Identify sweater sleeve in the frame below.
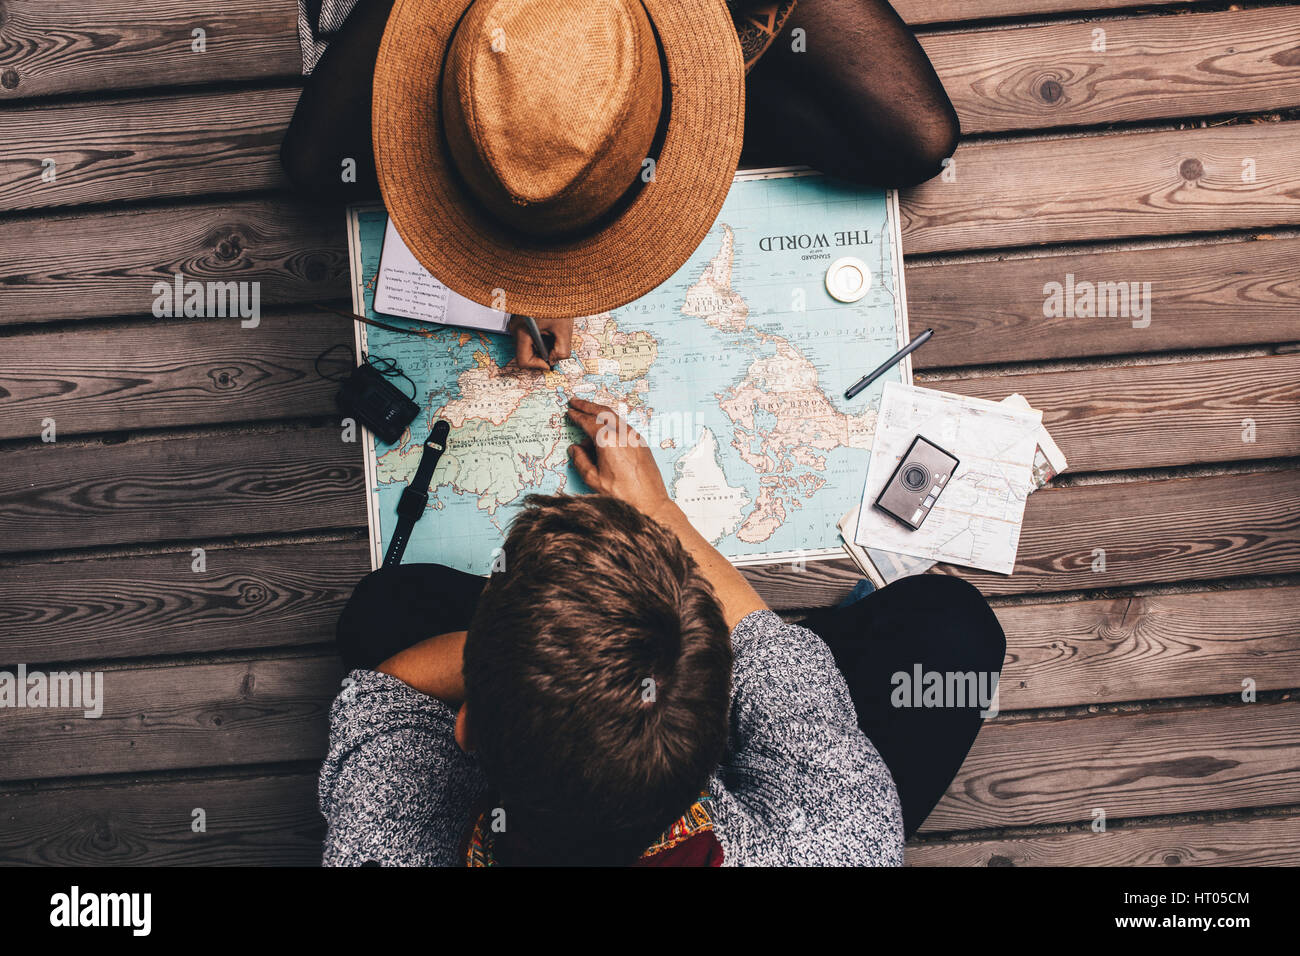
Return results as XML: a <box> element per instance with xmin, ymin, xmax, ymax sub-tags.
<box><xmin>318</xmin><ymin>669</ymin><xmax>485</xmax><ymax>866</ymax></box>
<box><xmin>709</xmin><ymin>610</ymin><xmax>904</xmax><ymax>866</ymax></box>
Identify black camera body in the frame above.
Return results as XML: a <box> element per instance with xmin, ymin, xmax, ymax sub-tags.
<box><xmin>335</xmin><ymin>361</ymin><xmax>419</xmax><ymax>444</ymax></box>
<box><xmin>874</xmin><ymin>434</ymin><xmax>960</xmax><ymax>530</ymax></box>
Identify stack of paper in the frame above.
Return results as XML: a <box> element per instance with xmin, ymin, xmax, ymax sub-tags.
<box><xmin>840</xmin><ymin>384</ymin><xmax>1068</xmax><ymax>581</ymax></box>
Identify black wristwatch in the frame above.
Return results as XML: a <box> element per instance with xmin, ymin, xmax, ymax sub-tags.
<box><xmin>383</xmin><ymin>419</ymin><xmax>451</xmax><ymax>568</ymax></box>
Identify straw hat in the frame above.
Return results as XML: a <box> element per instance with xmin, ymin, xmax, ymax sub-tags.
<box><xmin>373</xmin><ymin>0</ymin><xmax>795</xmax><ymax>320</ymax></box>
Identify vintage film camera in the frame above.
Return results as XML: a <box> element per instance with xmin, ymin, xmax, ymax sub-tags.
<box><xmin>874</xmin><ymin>435</ymin><xmax>960</xmax><ymax>530</ymax></box>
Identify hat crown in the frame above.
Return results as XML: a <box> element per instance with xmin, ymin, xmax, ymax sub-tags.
<box><xmin>442</xmin><ymin>0</ymin><xmax>663</xmax><ymax>237</ymax></box>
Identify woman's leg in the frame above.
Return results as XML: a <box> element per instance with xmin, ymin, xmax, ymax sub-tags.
<box><xmin>740</xmin><ymin>0</ymin><xmax>961</xmax><ymax>187</ymax></box>
<box><xmin>283</xmin><ymin>0</ymin><xmax>958</xmax><ymax>198</ymax></box>
<box><xmin>798</xmin><ymin>574</ymin><xmax>1005</xmax><ymax>838</ymax></box>
<box><xmin>336</xmin><ymin>564</ymin><xmax>488</xmax><ymax>670</ymax></box>
<box><xmin>280</xmin><ymin>0</ymin><xmax>394</xmax><ymax>201</ymax></box>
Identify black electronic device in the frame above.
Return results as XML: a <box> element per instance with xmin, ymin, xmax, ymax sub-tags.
<box><xmin>874</xmin><ymin>435</ymin><xmax>960</xmax><ymax>530</ymax></box>
<box><xmin>334</xmin><ymin>358</ymin><xmax>419</xmax><ymax>445</ymax></box>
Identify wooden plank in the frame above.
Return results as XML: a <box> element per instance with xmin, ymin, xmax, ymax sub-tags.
<box><xmin>0</xmin><ymin>0</ymin><xmax>1216</xmax><ymax>104</ymax></box>
<box><xmin>0</xmin><ymin>427</ymin><xmax>366</xmax><ymax>555</ymax></box>
<box><xmin>0</xmin><ymin>199</ymin><xmax>349</xmax><ymax>327</ymax></box>
<box><xmin>9</xmin><ymin>317</ymin><xmax>1295</xmax><ymax>475</ymax></box>
<box><xmin>925</xmin><ymin>7</ymin><xmax>1300</xmax><ymax>133</ymax></box>
<box><xmin>4</xmin><ymin>425</ymin><xmax>1295</xmax><ymax>594</ymax></box>
<box><xmin>908</xmin><ymin>235</ymin><xmax>1300</xmax><ymax>368</ymax></box>
<box><xmin>921</xmin><ymin>697</ymin><xmax>1300</xmax><ymax>832</ymax></box>
<box><xmin>7</xmin><ymin>775</ymin><xmax>1296</xmax><ymax>869</ymax></box>
<box><xmin>0</xmin><ymin>86</ymin><xmax>296</xmax><ymax>211</ymax></box>
<box><xmin>744</xmin><ymin>468</ymin><xmax>1300</xmax><ymax>606</ymax></box>
<box><xmin>7</xmin><ymin>203</ymin><xmax>1296</xmax><ymax>369</ymax></box>
<box><xmin>0</xmin><ymin>540</ymin><xmax>368</xmax><ymax>665</ymax></box>
<box><xmin>931</xmin><ymin>353</ymin><xmax>1300</xmax><ymax>473</ymax></box>
<box><xmin>5</xmin><ymin>90</ymin><xmax>1299</xmax><ymax>248</ymax></box>
<box><xmin>4</xmin><ymin>530</ymin><xmax>1290</xmax><ymax>715</ymax></box>
<box><xmin>3</xmin><ymin>652</ymin><xmax>1292</xmax><ymax>838</ymax></box>
<box><xmin>995</xmin><ymin>586</ymin><xmax>1300</xmax><ymax>710</ymax></box>
<box><xmin>908</xmin><ymin>813</ymin><xmax>1300</xmax><ymax>866</ymax></box>
<box><xmin>0</xmin><ymin>655</ymin><xmax>342</xmax><ymax>781</ymax></box>
<box><xmin>955</xmin><ymin>468</ymin><xmax>1300</xmax><ymax>594</ymax></box>
<box><xmin>903</xmin><ymin>121</ymin><xmax>1300</xmax><ymax>253</ymax></box>
<box><xmin>0</xmin><ymin>312</ymin><xmax>350</xmax><ymax>438</ymax></box>
<box><xmin>0</xmin><ymin>0</ymin><xmax>301</xmax><ymax>101</ymax></box>
<box><xmin>0</xmin><ymin>772</ymin><xmax>322</xmax><ymax>866</ymax></box>
<box><xmin>3</xmin><ymin>2</ymin><xmax>1282</xmax><ymax>137</ymax></box>
<box><xmin>896</xmin><ymin>0</ymin><xmax>1195</xmax><ymax>26</ymax></box>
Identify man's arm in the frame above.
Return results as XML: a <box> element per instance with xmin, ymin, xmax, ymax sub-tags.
<box><xmin>377</xmin><ymin>630</ymin><xmax>468</xmax><ymax>704</ymax></box>
<box><xmin>566</xmin><ymin>397</ymin><xmax>903</xmax><ymax>864</ymax></box>
<box><xmin>320</xmin><ymin>669</ymin><xmax>484</xmax><ymax>866</ymax></box>
<box><xmin>710</xmin><ymin>610</ymin><xmax>905</xmax><ymax>865</ymax></box>
<box><xmin>565</xmin><ymin>397</ymin><xmax>766</xmax><ymax>629</ymax></box>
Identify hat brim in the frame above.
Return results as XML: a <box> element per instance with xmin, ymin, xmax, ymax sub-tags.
<box><xmin>373</xmin><ymin>0</ymin><xmax>746</xmax><ymax>320</ymax></box>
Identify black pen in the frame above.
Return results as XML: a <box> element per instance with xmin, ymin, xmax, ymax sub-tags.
<box><xmin>844</xmin><ymin>328</ymin><xmax>933</xmax><ymax>400</ymax></box>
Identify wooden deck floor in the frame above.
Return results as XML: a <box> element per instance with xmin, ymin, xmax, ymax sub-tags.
<box><xmin>1</xmin><ymin>0</ymin><xmax>1298</xmax><ymax>866</ymax></box>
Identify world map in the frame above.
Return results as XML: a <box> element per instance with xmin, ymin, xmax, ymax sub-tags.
<box><xmin>348</xmin><ymin>170</ymin><xmax>910</xmax><ymax>574</ymax></box>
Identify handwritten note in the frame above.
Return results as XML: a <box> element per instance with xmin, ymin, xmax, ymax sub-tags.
<box><xmin>374</xmin><ymin>219</ymin><xmax>510</xmax><ymax>333</ymax></box>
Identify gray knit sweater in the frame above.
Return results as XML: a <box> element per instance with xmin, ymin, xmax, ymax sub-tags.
<box><xmin>319</xmin><ymin>609</ymin><xmax>904</xmax><ymax>866</ymax></box>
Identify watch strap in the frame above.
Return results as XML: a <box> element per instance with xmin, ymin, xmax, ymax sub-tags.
<box><xmin>383</xmin><ymin>419</ymin><xmax>451</xmax><ymax>568</ymax></box>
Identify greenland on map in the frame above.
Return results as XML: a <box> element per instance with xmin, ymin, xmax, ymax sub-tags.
<box><xmin>347</xmin><ymin>168</ymin><xmax>911</xmax><ymax>574</ymax></box>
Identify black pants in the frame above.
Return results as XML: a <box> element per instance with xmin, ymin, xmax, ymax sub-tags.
<box><xmin>338</xmin><ymin>567</ymin><xmax>1004</xmax><ymax>840</ymax></box>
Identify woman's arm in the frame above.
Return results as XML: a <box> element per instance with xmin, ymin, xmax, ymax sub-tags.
<box><xmin>566</xmin><ymin>397</ymin><xmax>766</xmax><ymax>629</ymax></box>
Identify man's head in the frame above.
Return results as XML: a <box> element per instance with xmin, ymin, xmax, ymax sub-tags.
<box><xmin>462</xmin><ymin>493</ymin><xmax>732</xmax><ymax>865</ymax></box>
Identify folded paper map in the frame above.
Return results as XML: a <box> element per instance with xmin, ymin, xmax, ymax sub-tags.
<box><xmin>347</xmin><ymin>168</ymin><xmax>913</xmax><ymax>573</ymax></box>
<box><xmin>839</xmin><ymin>392</ymin><xmax>1067</xmax><ymax>584</ymax></box>
<box><xmin>852</xmin><ymin>383</ymin><xmax>1044</xmax><ymax>575</ymax></box>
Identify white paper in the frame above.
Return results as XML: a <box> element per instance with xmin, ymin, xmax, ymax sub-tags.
<box><xmin>374</xmin><ymin>219</ymin><xmax>510</xmax><ymax>333</ymax></box>
<box><xmin>1002</xmin><ymin>392</ymin><xmax>1069</xmax><ymax>485</ymax></box>
<box><xmin>837</xmin><ymin>504</ymin><xmax>930</xmax><ymax>587</ymax></box>
<box><xmin>853</xmin><ymin>382</ymin><xmax>1042</xmax><ymax>575</ymax></box>
<box><xmin>841</xmin><ymin>393</ymin><xmax>1069</xmax><ymax>583</ymax></box>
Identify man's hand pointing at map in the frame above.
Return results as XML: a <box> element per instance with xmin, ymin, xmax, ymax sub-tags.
<box><xmin>565</xmin><ymin>398</ymin><xmax>672</xmax><ymax>518</ymax></box>
<box><xmin>565</xmin><ymin>397</ymin><xmax>768</xmax><ymax>629</ymax></box>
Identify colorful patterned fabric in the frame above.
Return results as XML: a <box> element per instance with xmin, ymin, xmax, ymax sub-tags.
<box><xmin>731</xmin><ymin>1</ymin><xmax>799</xmax><ymax>73</ymax></box>
<box><xmin>463</xmin><ymin>793</ymin><xmax>724</xmax><ymax>867</ymax></box>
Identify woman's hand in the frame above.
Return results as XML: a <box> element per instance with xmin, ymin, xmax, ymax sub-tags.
<box><xmin>565</xmin><ymin>397</ymin><xmax>672</xmax><ymax>520</ymax></box>
<box><xmin>510</xmin><ymin>315</ymin><xmax>573</xmax><ymax>371</ymax></box>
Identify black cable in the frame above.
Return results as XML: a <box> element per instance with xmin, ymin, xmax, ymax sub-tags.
<box><xmin>314</xmin><ymin>342</ymin><xmax>355</xmax><ymax>382</ymax></box>
<box><xmin>314</xmin><ymin>342</ymin><xmax>418</xmax><ymax>400</ymax></box>
<box><xmin>312</xmin><ymin>303</ymin><xmax>428</xmax><ymax>398</ymax></box>
<box><xmin>365</xmin><ymin>354</ymin><xmax>417</xmax><ymax>400</ymax></box>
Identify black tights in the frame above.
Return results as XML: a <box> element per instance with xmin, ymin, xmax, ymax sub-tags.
<box><xmin>281</xmin><ymin>0</ymin><xmax>960</xmax><ymax>200</ymax></box>
<box><xmin>337</xmin><ymin>567</ymin><xmax>1004</xmax><ymax>840</ymax></box>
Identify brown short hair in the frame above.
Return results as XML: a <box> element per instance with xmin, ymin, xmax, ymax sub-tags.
<box><xmin>463</xmin><ymin>494</ymin><xmax>732</xmax><ymax>865</ymax></box>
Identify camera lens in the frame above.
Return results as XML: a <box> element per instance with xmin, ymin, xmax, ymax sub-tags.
<box><xmin>902</xmin><ymin>464</ymin><xmax>930</xmax><ymax>491</ymax></box>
